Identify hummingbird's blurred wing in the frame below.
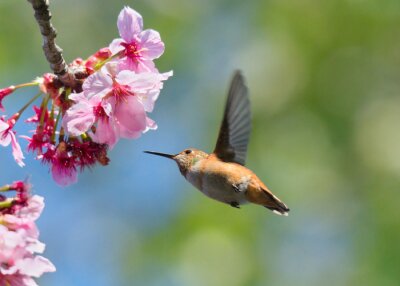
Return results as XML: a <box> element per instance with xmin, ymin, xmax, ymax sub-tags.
<box><xmin>213</xmin><ymin>71</ymin><xmax>251</xmax><ymax>166</ymax></box>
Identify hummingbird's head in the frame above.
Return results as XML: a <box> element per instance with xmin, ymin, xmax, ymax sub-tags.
<box><xmin>144</xmin><ymin>148</ymin><xmax>208</xmax><ymax>176</ymax></box>
<box><xmin>174</xmin><ymin>148</ymin><xmax>208</xmax><ymax>174</ymax></box>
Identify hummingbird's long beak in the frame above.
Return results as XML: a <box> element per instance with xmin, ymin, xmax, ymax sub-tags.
<box><xmin>144</xmin><ymin>151</ymin><xmax>175</xmax><ymax>159</ymax></box>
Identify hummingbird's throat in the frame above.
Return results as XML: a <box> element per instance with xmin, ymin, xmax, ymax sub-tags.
<box><xmin>191</xmin><ymin>157</ymin><xmax>200</xmax><ymax>166</ymax></box>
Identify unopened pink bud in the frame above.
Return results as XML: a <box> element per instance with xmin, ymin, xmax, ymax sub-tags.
<box><xmin>71</xmin><ymin>58</ymin><xmax>84</xmax><ymax>65</ymax></box>
<box><xmin>9</xmin><ymin>180</ymin><xmax>26</xmax><ymax>192</ymax></box>
<box><xmin>94</xmin><ymin>48</ymin><xmax>111</xmax><ymax>60</ymax></box>
<box><xmin>9</xmin><ymin>180</ymin><xmax>30</xmax><ymax>205</ymax></box>
<box><xmin>85</xmin><ymin>47</ymin><xmax>112</xmax><ymax>73</ymax></box>
<box><xmin>0</xmin><ymin>85</ymin><xmax>16</xmax><ymax>111</ymax></box>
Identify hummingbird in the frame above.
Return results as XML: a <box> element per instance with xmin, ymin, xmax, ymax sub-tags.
<box><xmin>145</xmin><ymin>71</ymin><xmax>290</xmax><ymax>216</ymax></box>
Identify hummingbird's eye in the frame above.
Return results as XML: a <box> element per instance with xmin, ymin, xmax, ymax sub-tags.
<box><xmin>185</xmin><ymin>149</ymin><xmax>192</xmax><ymax>155</ymax></box>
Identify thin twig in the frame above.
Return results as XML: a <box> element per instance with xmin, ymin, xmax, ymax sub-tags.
<box><xmin>27</xmin><ymin>0</ymin><xmax>78</xmax><ymax>88</ymax></box>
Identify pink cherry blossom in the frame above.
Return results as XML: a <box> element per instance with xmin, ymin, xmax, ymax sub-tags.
<box><xmin>0</xmin><ymin>117</ymin><xmax>25</xmax><ymax>167</ymax></box>
<box><xmin>34</xmin><ymin>140</ymin><xmax>109</xmax><ymax>186</ymax></box>
<box><xmin>3</xmin><ymin>196</ymin><xmax>43</xmax><ymax>236</ymax></box>
<box><xmin>63</xmin><ymin>92</ymin><xmax>117</xmax><ymax>147</ymax></box>
<box><xmin>0</xmin><ymin>189</ymin><xmax>55</xmax><ymax>285</ymax></box>
<box><xmin>64</xmin><ymin>63</ymin><xmax>171</xmax><ymax>146</ymax></box>
<box><xmin>49</xmin><ymin>142</ymin><xmax>78</xmax><ymax>187</ymax></box>
<box><xmin>109</xmin><ymin>6</ymin><xmax>165</xmax><ymax>72</ymax></box>
<box><xmin>51</xmin><ymin>159</ymin><xmax>78</xmax><ymax>187</ymax></box>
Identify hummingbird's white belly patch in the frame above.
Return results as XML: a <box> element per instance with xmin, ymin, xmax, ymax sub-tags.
<box><xmin>201</xmin><ymin>176</ymin><xmax>248</xmax><ymax>205</ymax></box>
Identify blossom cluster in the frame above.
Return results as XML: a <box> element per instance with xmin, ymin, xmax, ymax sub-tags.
<box><xmin>0</xmin><ymin>6</ymin><xmax>171</xmax><ymax>186</ymax></box>
<box><xmin>0</xmin><ymin>180</ymin><xmax>55</xmax><ymax>285</ymax></box>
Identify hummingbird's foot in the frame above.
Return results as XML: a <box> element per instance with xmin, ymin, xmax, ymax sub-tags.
<box><xmin>232</xmin><ymin>184</ymin><xmax>241</xmax><ymax>193</ymax></box>
<box><xmin>230</xmin><ymin>202</ymin><xmax>240</xmax><ymax>209</ymax></box>
<box><xmin>232</xmin><ymin>176</ymin><xmax>251</xmax><ymax>193</ymax></box>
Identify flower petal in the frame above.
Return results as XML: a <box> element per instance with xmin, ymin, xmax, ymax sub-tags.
<box><xmin>116</xmin><ymin>71</ymin><xmax>159</xmax><ymax>92</ymax></box>
<box><xmin>109</xmin><ymin>38</ymin><xmax>125</xmax><ymax>55</ymax></box>
<box><xmin>144</xmin><ymin>116</ymin><xmax>157</xmax><ymax>132</ymax></box>
<box><xmin>82</xmin><ymin>66</ymin><xmax>113</xmax><ymax>99</ymax></box>
<box><xmin>92</xmin><ymin>117</ymin><xmax>119</xmax><ymax>148</ymax></box>
<box><xmin>68</xmin><ymin>92</ymin><xmax>87</xmax><ymax>102</ymax></box>
<box><xmin>16</xmin><ymin>256</ymin><xmax>56</xmax><ymax>277</ymax></box>
<box><xmin>117</xmin><ymin>6</ymin><xmax>143</xmax><ymax>42</ymax></box>
<box><xmin>63</xmin><ymin>102</ymin><xmax>96</xmax><ymax>136</ymax></box>
<box><xmin>117</xmin><ymin>57</ymin><xmax>140</xmax><ymax>72</ymax></box>
<box><xmin>137</xmin><ymin>89</ymin><xmax>160</xmax><ymax>112</ymax></box>
<box><xmin>4</xmin><ymin>195</ymin><xmax>44</xmax><ymax>227</ymax></box>
<box><xmin>9</xmin><ymin>131</ymin><xmax>25</xmax><ymax>167</ymax></box>
<box><xmin>0</xmin><ymin>120</ymin><xmax>11</xmax><ymax>146</ymax></box>
<box><xmin>51</xmin><ymin>164</ymin><xmax>78</xmax><ymax>187</ymax></box>
<box><xmin>160</xmin><ymin>70</ymin><xmax>174</xmax><ymax>80</ymax></box>
<box><xmin>114</xmin><ymin>96</ymin><xmax>146</xmax><ymax>139</ymax></box>
<box><xmin>0</xmin><ymin>118</ymin><xmax>9</xmax><ymax>132</ymax></box>
<box><xmin>135</xmin><ymin>59</ymin><xmax>158</xmax><ymax>73</ymax></box>
<box><xmin>138</xmin><ymin>29</ymin><xmax>165</xmax><ymax>60</ymax></box>
<box><xmin>101</xmin><ymin>101</ymin><xmax>113</xmax><ymax>117</ymax></box>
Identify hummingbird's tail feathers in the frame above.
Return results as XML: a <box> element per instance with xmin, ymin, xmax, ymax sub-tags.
<box><xmin>264</xmin><ymin>205</ymin><xmax>290</xmax><ymax>216</ymax></box>
<box><xmin>245</xmin><ymin>185</ymin><xmax>290</xmax><ymax>216</ymax></box>
<box><xmin>261</xmin><ymin>189</ymin><xmax>290</xmax><ymax>216</ymax></box>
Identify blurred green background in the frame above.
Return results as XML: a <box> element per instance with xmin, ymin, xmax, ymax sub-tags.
<box><xmin>1</xmin><ymin>0</ymin><xmax>400</xmax><ymax>285</ymax></box>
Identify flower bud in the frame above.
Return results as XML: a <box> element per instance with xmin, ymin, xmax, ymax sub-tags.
<box><xmin>0</xmin><ymin>85</ymin><xmax>16</xmax><ymax>111</ymax></box>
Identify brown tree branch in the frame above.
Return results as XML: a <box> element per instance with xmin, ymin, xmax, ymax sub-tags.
<box><xmin>27</xmin><ymin>0</ymin><xmax>80</xmax><ymax>89</ymax></box>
